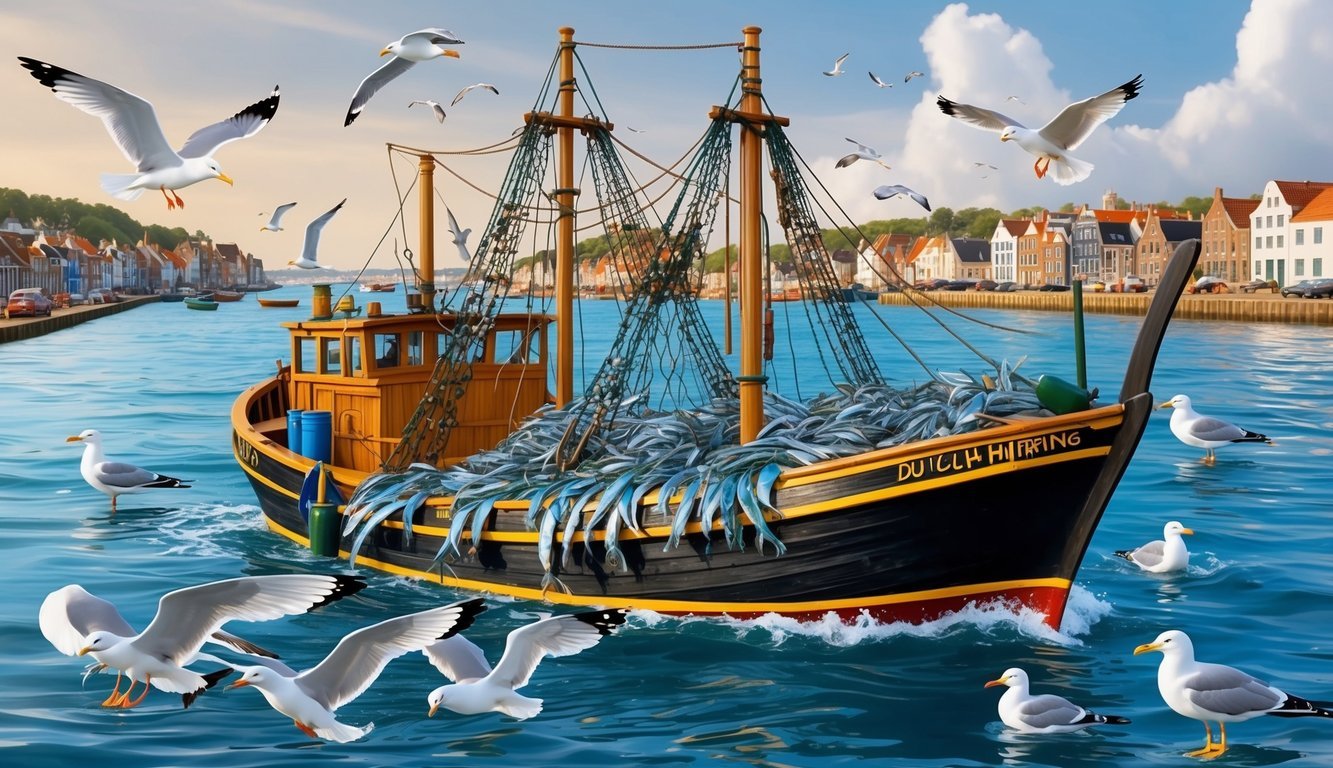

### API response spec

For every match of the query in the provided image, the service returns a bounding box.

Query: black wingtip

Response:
[237,87,281,125]
[1113,550,1133,560]
[936,95,958,116]
[1101,714,1131,725]
[1121,74,1144,101]
[572,607,631,636]
[17,56,72,90]
[309,574,368,611]
[183,667,236,709]
[435,597,488,640]
[344,108,359,127]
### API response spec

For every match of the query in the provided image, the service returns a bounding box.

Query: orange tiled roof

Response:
[1290,187,1333,223]
[904,235,928,264]
[1220,197,1260,227]
[1274,180,1333,213]
[1000,219,1029,237]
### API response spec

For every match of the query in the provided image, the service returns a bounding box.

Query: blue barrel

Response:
[286,409,304,455]
[300,410,332,462]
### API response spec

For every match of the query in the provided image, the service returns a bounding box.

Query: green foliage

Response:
[0,187,205,249]
[1175,195,1212,218]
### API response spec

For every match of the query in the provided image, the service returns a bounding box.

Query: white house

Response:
[1249,179,1333,286]
[1287,187,1333,281]
[989,219,1027,283]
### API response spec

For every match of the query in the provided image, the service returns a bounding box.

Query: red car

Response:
[6,288,54,318]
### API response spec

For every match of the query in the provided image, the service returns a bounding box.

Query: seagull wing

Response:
[176,86,280,158]
[40,585,136,656]
[1128,539,1166,568]
[936,96,1026,133]
[407,28,466,46]
[18,57,176,171]
[265,202,297,229]
[1037,75,1142,151]
[867,72,890,88]
[1016,693,1086,729]
[421,633,493,683]
[300,199,347,266]
[1183,663,1283,716]
[345,56,417,126]
[451,83,499,106]
[1187,416,1248,442]
[297,598,485,711]
[133,574,363,666]
[486,609,627,691]
[91,460,176,490]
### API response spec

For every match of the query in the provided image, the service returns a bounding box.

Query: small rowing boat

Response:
[184,296,218,311]
[258,298,300,308]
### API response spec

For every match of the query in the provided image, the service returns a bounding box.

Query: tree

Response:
[927,207,956,235]
[75,215,127,245]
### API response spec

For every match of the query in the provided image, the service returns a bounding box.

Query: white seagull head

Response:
[1164,520,1194,538]
[984,667,1029,690]
[65,428,101,446]
[77,630,120,656]
[1157,394,1192,410]
[1133,629,1193,659]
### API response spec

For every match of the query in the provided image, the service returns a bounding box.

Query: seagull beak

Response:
[1180,528,1195,536]
[380,48,392,57]
[1157,401,1174,409]
[227,679,250,690]
[66,435,84,443]
[442,50,461,59]
[983,676,1008,688]
[999,135,1010,142]
[1133,641,1162,656]
[77,645,93,657]
[428,702,439,717]
[216,173,234,186]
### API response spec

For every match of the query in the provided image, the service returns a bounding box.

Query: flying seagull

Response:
[973,161,998,170]
[17,57,278,209]
[345,28,463,126]
[936,74,1143,185]
[408,99,446,123]
[1006,95,1027,105]
[823,53,848,77]
[1135,629,1333,758]
[445,206,472,265]
[260,202,297,232]
[40,584,278,708]
[904,70,924,82]
[836,138,891,171]
[66,429,189,513]
[1115,520,1194,574]
[228,598,486,742]
[986,667,1130,733]
[424,608,629,720]
[289,199,346,269]
[69,574,365,709]
[1158,394,1271,464]
[451,82,499,106]
[872,184,930,212]
[868,71,893,88]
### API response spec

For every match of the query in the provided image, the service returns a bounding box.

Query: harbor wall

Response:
[0,295,160,345]
[876,291,1333,326]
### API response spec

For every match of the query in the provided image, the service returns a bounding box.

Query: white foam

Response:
[152,503,268,557]
[629,584,1111,648]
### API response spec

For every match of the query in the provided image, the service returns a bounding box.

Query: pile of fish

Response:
[342,360,1050,589]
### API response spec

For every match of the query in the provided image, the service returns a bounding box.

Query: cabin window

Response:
[347,336,363,376]
[321,337,342,375]
[374,333,400,368]
[493,327,541,364]
[407,331,423,365]
[295,337,317,374]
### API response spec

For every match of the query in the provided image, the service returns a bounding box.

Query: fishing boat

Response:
[184,295,218,311]
[359,283,397,293]
[258,298,300,308]
[232,27,1198,630]
[212,290,245,302]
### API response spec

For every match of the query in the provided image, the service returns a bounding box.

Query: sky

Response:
[2,0,1329,271]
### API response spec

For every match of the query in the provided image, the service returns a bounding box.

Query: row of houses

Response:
[0,214,271,299]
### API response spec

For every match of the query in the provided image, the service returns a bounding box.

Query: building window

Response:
[1297,229,1305,246]
[1277,235,1284,248]
[1267,215,1273,228]
[1255,236,1262,250]
[1296,259,1305,276]
[1315,258,1324,277]
[1267,236,1273,248]
[1278,214,1285,227]
[1317,227,1324,244]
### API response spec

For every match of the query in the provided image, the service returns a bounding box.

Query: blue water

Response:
[3,287,1333,767]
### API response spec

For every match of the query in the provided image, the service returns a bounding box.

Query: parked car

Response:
[1189,275,1227,294]
[1086,280,1107,292]
[1285,277,1333,298]
[1281,279,1319,298]
[973,279,998,291]
[88,288,117,303]
[1239,278,1277,293]
[994,281,1018,292]
[942,279,976,291]
[1038,283,1071,292]
[1117,275,1147,293]
[915,278,951,291]
[6,287,54,318]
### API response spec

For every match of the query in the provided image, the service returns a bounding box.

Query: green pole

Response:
[1072,279,1087,390]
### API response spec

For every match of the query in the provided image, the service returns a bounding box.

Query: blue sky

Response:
[2,0,1324,270]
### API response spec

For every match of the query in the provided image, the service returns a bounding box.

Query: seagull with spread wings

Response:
[872,184,930,212]
[451,82,498,106]
[937,75,1143,185]
[408,99,446,123]
[836,138,891,171]
[868,71,893,88]
[344,28,463,126]
[260,202,297,232]
[289,199,346,269]
[823,53,848,77]
[17,57,278,209]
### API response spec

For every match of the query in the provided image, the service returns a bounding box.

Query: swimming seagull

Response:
[424,608,629,720]
[451,82,499,106]
[868,71,893,88]
[1134,629,1333,757]
[17,57,279,209]
[408,99,446,123]
[1158,394,1271,465]
[260,202,297,232]
[40,584,278,708]
[836,138,891,171]
[1115,520,1193,573]
[872,184,930,212]
[66,429,189,513]
[904,70,924,82]
[71,574,366,709]
[344,28,464,126]
[936,74,1143,185]
[228,598,486,742]
[823,53,849,77]
[985,667,1130,733]
[289,198,346,269]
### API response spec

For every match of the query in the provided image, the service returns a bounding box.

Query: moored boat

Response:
[212,290,245,302]
[184,296,218,311]
[257,298,300,308]
[232,26,1199,629]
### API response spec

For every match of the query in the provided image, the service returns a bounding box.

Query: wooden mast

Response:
[417,153,436,311]
[555,26,576,407]
[738,26,765,443]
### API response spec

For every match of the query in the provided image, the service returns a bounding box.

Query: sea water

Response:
[1,285,1331,767]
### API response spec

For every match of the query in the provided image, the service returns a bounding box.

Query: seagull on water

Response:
[1135,629,1333,757]
[66,429,189,513]
[1115,520,1193,573]
[228,598,486,742]
[823,53,848,77]
[872,184,930,212]
[937,74,1143,185]
[985,667,1130,734]
[260,202,297,232]
[408,100,446,123]
[18,57,278,209]
[345,28,463,126]
[425,608,629,720]
[868,71,893,88]
[288,198,346,269]
[1158,394,1271,465]
[71,574,365,709]
[836,138,891,171]
[40,584,278,708]
[451,82,499,106]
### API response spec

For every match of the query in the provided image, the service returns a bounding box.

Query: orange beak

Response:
[227,679,251,689]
